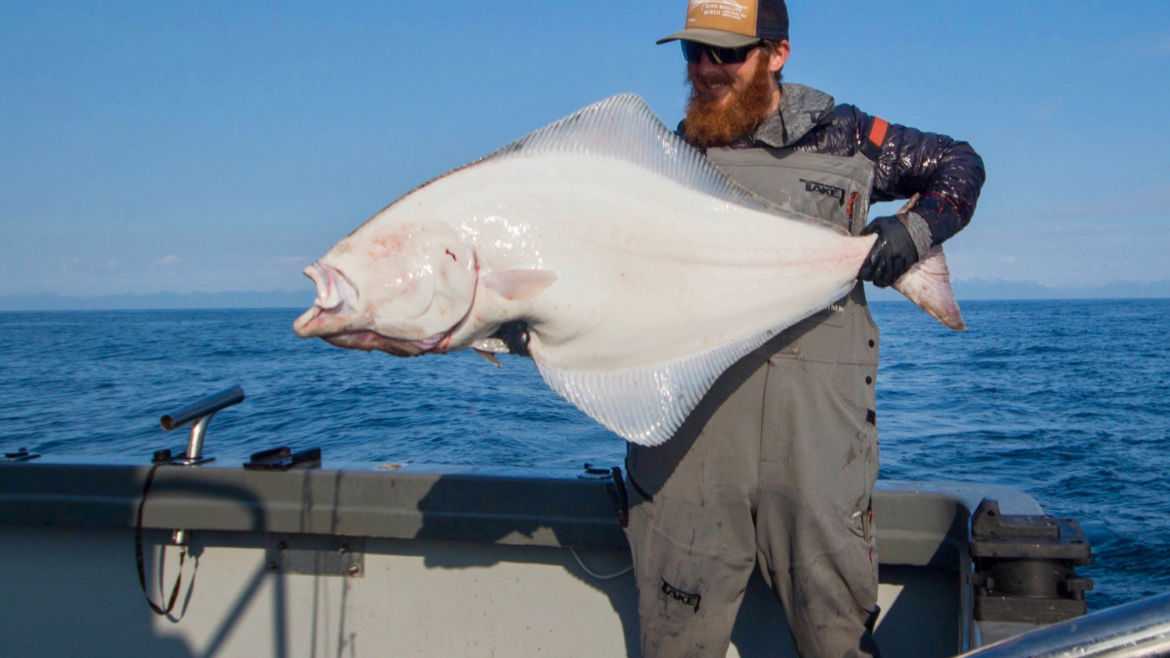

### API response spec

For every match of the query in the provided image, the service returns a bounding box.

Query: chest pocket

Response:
[705,147,875,235]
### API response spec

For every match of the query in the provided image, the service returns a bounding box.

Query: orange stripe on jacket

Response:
[868,117,889,147]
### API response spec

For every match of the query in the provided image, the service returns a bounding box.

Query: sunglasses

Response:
[681,40,761,65]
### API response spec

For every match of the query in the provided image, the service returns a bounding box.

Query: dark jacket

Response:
[688,83,986,246]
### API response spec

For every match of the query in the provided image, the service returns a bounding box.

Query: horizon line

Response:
[2,297,1168,314]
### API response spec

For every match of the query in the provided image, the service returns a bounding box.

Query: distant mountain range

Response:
[0,290,315,311]
[1,280,1168,311]
[866,278,1170,302]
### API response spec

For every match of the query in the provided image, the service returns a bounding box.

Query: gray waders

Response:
[625,146,882,658]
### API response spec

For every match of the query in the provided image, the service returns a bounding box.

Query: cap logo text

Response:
[688,0,750,22]
[685,0,757,35]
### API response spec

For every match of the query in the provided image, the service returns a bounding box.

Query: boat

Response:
[0,386,1111,656]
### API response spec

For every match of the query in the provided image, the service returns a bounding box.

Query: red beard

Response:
[682,58,777,147]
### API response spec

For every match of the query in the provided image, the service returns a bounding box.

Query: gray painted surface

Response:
[0,460,1049,656]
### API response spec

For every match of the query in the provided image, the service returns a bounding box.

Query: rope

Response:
[135,463,187,617]
[569,547,633,580]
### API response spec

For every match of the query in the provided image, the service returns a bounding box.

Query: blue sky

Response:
[2,1,1168,298]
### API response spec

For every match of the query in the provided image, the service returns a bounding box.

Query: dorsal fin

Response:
[385,93,824,231]
[475,93,776,213]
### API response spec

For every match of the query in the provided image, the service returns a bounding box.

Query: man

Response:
[623,2,985,657]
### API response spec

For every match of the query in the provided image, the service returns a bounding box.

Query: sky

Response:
[2,1,1169,298]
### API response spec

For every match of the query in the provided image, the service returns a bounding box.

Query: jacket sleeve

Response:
[842,105,986,247]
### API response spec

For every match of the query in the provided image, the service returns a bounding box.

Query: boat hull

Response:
[0,460,1058,656]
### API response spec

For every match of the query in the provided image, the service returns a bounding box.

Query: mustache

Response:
[685,68,735,91]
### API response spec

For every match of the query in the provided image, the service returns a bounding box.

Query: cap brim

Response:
[655,28,760,48]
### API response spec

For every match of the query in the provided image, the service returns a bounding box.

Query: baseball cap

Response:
[657,0,790,48]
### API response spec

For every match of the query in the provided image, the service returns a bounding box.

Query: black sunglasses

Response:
[681,40,761,65]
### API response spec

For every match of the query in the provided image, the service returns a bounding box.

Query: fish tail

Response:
[891,246,967,331]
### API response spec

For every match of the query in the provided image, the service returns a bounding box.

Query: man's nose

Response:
[696,51,721,73]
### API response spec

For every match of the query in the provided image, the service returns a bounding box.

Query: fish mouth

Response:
[320,331,427,356]
[293,262,457,355]
[293,262,361,338]
[307,328,453,357]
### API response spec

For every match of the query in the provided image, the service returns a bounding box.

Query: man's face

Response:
[683,41,790,147]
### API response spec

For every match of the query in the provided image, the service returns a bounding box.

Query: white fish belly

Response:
[413,153,873,371]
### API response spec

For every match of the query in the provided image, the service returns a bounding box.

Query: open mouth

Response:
[302,323,453,357]
[293,262,359,338]
[321,330,427,356]
[292,255,474,356]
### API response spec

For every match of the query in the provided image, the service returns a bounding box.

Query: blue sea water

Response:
[1,298,1168,612]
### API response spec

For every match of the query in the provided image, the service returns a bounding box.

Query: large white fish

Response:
[294,94,964,446]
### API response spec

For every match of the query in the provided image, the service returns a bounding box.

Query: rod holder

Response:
[159,385,244,465]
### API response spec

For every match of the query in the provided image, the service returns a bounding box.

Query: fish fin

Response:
[891,246,967,331]
[473,349,503,369]
[481,269,557,300]
[470,337,510,353]
[531,322,797,446]
[386,93,833,232]
[469,94,807,219]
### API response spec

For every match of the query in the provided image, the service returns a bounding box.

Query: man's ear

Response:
[768,40,791,73]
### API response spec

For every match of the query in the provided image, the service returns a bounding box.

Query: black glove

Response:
[858,216,919,288]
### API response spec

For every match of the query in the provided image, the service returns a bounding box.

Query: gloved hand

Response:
[858,216,919,288]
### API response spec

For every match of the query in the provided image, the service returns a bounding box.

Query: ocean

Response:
[1,298,1168,612]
